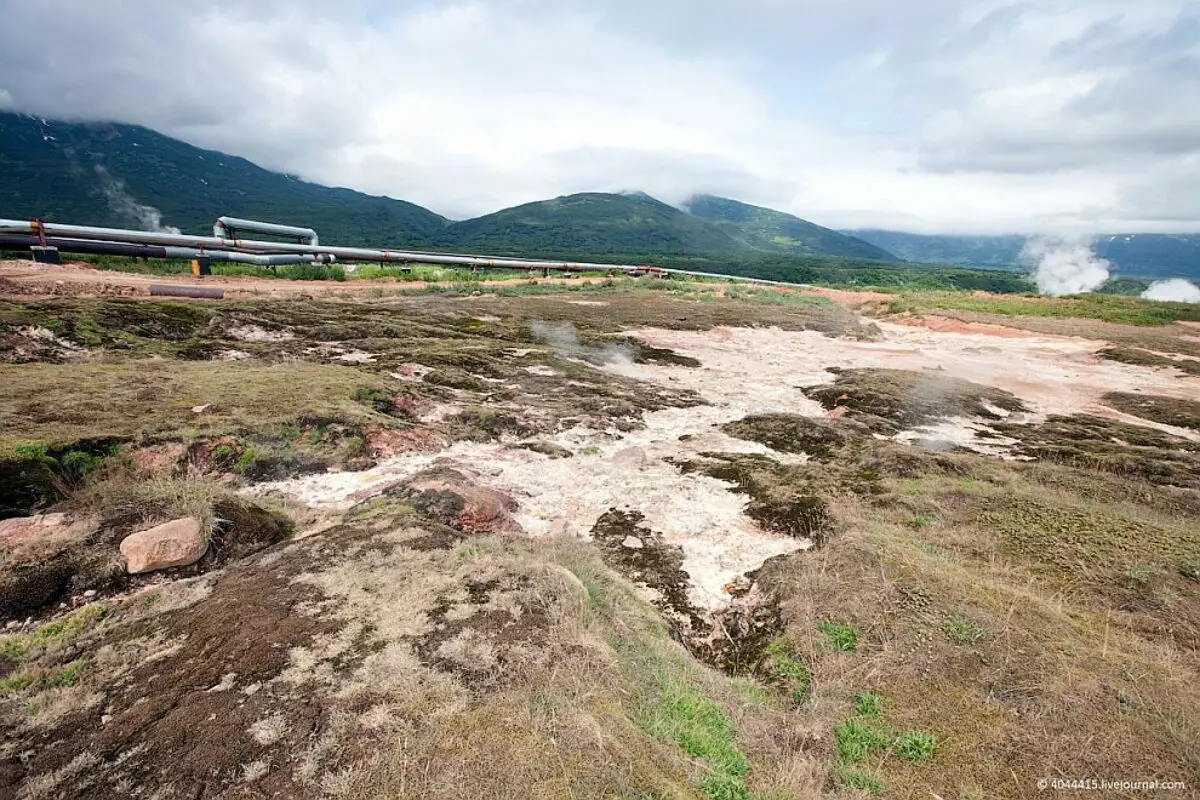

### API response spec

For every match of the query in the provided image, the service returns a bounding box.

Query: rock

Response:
[120,517,207,575]
[621,536,644,549]
[391,465,520,534]
[0,513,69,547]
[83,589,97,598]
[612,446,649,468]
[826,405,849,420]
[191,404,211,414]
[5,620,20,630]
[516,440,573,459]
[723,575,752,597]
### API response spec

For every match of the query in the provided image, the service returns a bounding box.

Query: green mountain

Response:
[0,112,901,263]
[684,194,896,261]
[0,112,450,247]
[443,192,750,256]
[846,229,1200,281]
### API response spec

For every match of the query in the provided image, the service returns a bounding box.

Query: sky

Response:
[0,0,1197,234]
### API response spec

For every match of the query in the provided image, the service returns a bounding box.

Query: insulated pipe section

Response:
[0,233,168,259]
[0,233,334,266]
[213,217,319,246]
[161,247,336,266]
[149,284,225,299]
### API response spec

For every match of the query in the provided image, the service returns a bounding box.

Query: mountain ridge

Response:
[0,112,894,262]
[4,111,1197,280]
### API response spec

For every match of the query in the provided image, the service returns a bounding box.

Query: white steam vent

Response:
[1022,235,1110,296]
[94,165,180,234]
[1142,279,1200,303]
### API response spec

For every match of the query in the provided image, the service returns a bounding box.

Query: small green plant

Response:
[455,542,481,559]
[944,616,986,644]
[763,637,811,702]
[816,620,859,652]
[234,447,260,474]
[912,539,949,559]
[835,718,891,763]
[58,448,111,483]
[305,424,331,445]
[211,444,237,467]
[0,673,34,693]
[44,661,87,688]
[0,638,29,660]
[354,386,398,415]
[13,442,53,463]
[904,513,937,530]
[0,604,108,663]
[580,445,601,455]
[1125,562,1165,584]
[855,692,883,716]
[894,730,937,761]
[833,765,883,793]
[29,604,108,645]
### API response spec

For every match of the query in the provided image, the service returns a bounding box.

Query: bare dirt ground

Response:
[1,271,1198,798]
[0,259,616,299]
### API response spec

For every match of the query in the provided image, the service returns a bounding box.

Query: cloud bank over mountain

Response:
[1,0,1196,234]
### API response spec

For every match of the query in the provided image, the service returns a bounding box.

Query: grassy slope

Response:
[685,194,895,261]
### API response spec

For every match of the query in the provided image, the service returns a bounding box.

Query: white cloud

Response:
[0,0,1197,233]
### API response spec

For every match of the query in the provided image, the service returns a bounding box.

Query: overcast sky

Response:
[1,0,1197,233]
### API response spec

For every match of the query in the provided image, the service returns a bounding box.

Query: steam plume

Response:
[94,166,180,234]
[1142,279,1200,303]
[1022,235,1110,296]
[529,320,633,366]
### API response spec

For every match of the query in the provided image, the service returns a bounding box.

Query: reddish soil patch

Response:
[798,286,895,305]
[132,442,187,475]
[0,260,621,301]
[892,313,1041,338]
[364,425,445,458]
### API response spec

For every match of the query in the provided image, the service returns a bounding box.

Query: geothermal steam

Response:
[1142,279,1200,303]
[95,166,180,234]
[529,320,633,366]
[1022,236,1110,296]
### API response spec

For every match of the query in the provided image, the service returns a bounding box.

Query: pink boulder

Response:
[120,517,207,575]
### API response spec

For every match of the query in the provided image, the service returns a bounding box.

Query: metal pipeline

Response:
[0,216,812,288]
[213,216,318,246]
[0,232,335,266]
[149,284,225,300]
[161,248,336,267]
[0,218,646,273]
